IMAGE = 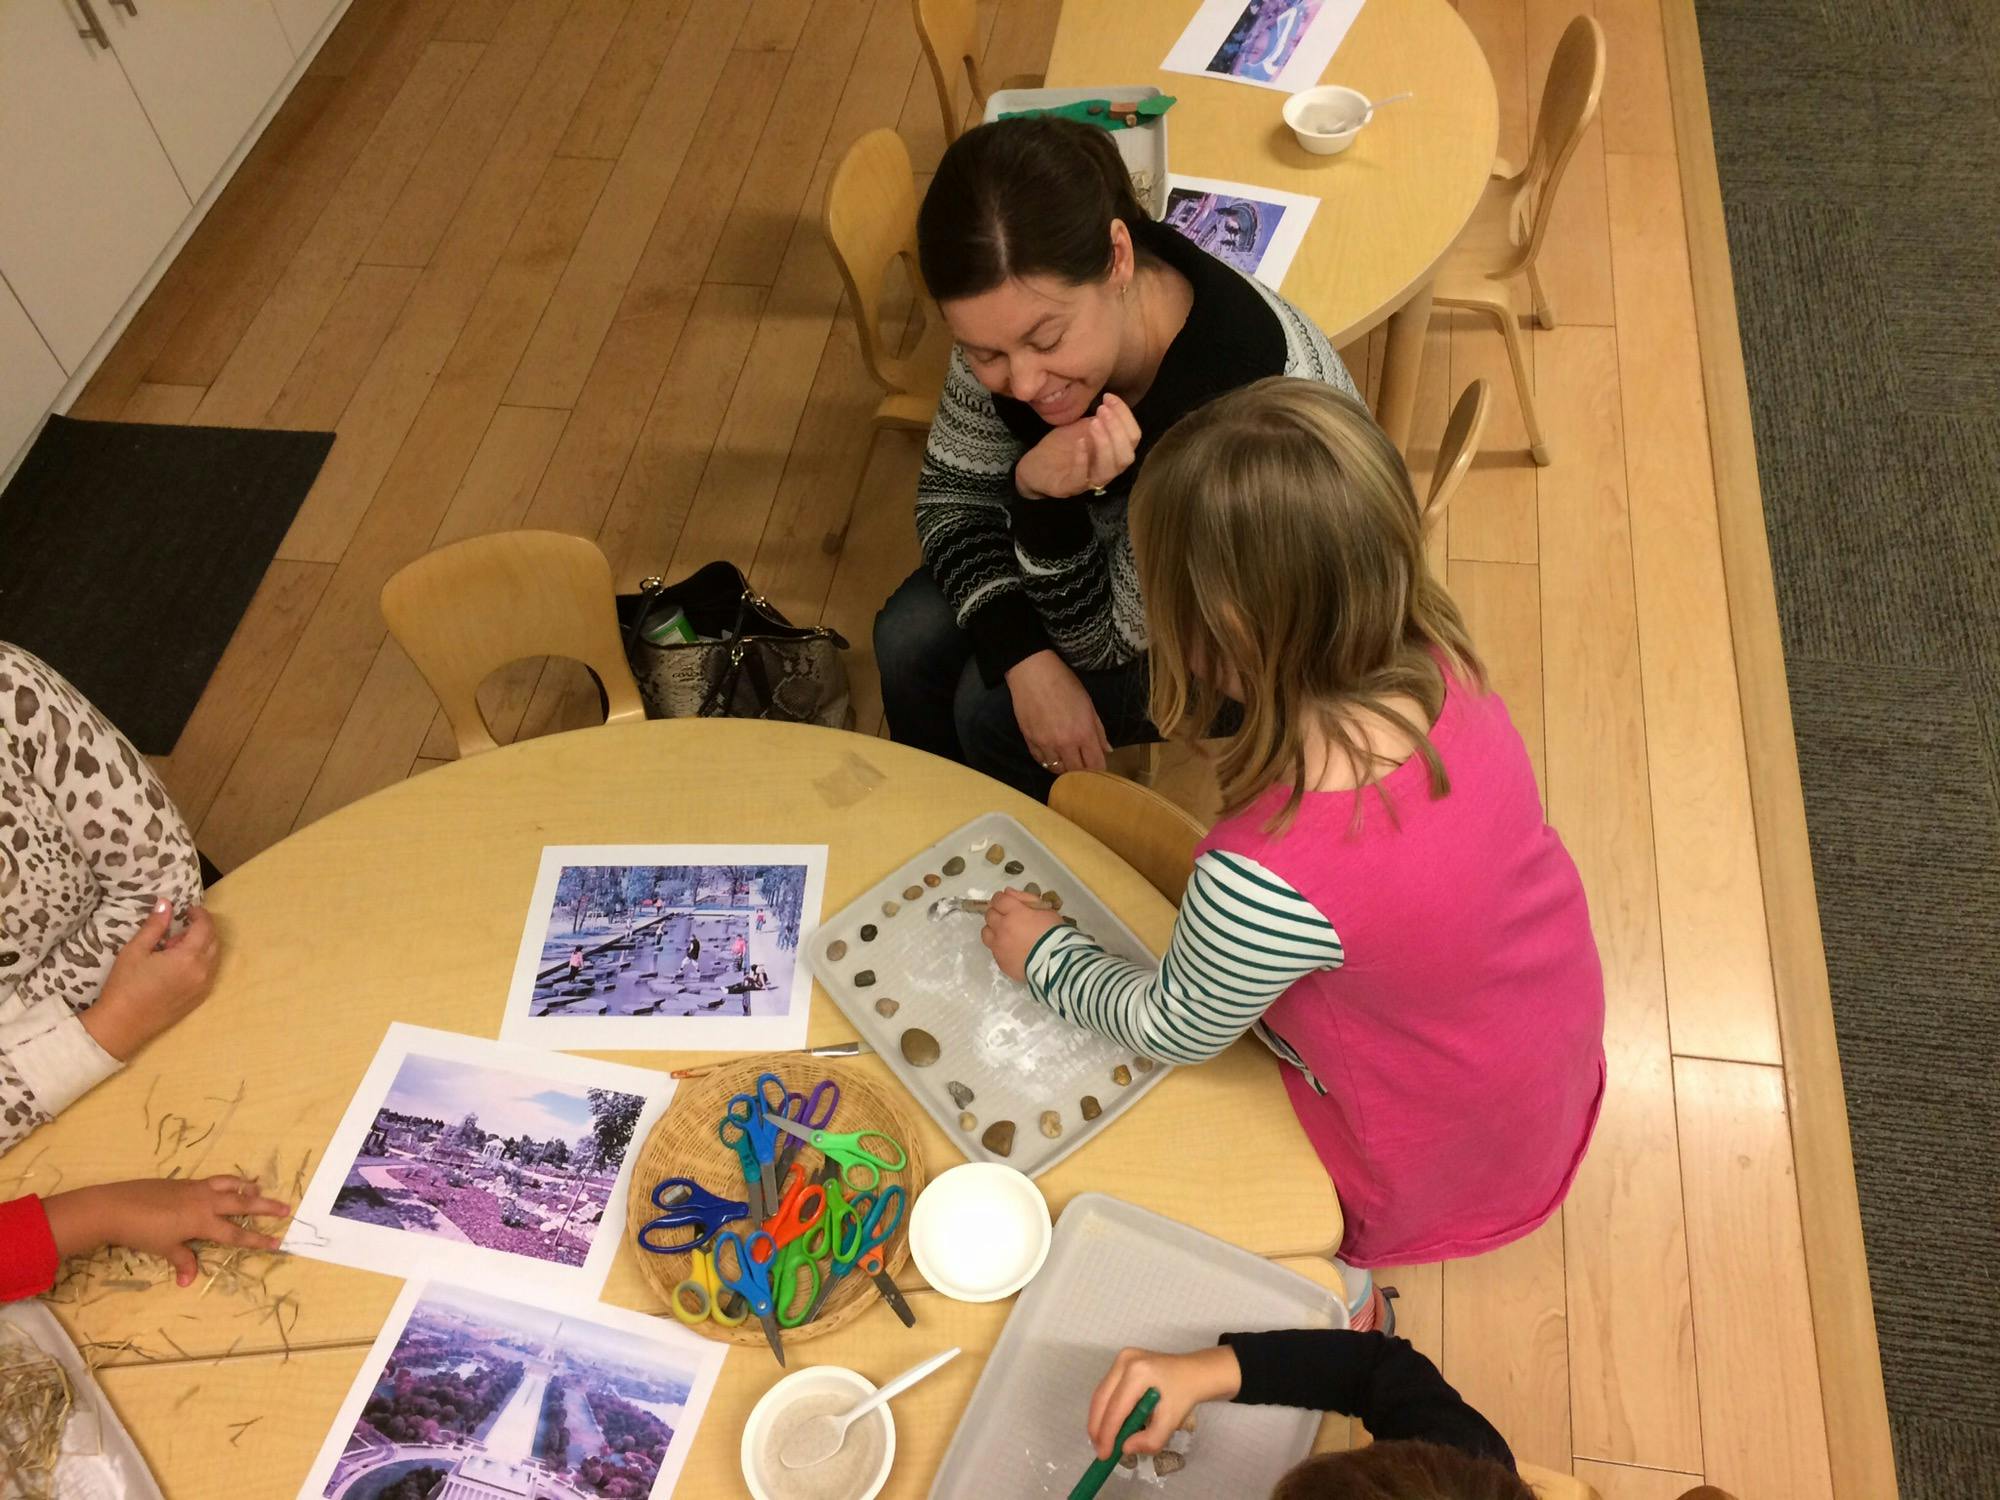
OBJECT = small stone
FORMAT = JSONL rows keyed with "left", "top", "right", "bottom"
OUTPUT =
{"left": 985, "top": 844, "right": 1006, "bottom": 865}
{"left": 903, "top": 884, "right": 924, "bottom": 901}
{"left": 1023, "top": 882, "right": 1042, "bottom": 897}
{"left": 925, "top": 873, "right": 941, "bottom": 888}
{"left": 1154, "top": 1452, "right": 1186, "bottom": 1476}
{"left": 958, "top": 1111, "right": 977, "bottom": 1131}
{"left": 859, "top": 923, "right": 877, "bottom": 941}
{"left": 855, "top": 969, "right": 876, "bottom": 987}
{"left": 1134, "top": 1056, "right": 1155, "bottom": 1074}
{"left": 981, "top": 1120, "right": 1016, "bottom": 1156}
{"left": 1177, "top": 1412, "right": 1198, "bottom": 1434}
{"left": 1004, "top": 860, "right": 1024, "bottom": 875}
{"left": 1080, "top": 1095, "right": 1102, "bottom": 1121}
{"left": 827, "top": 939, "right": 847, "bottom": 961}
{"left": 881, "top": 900, "right": 900, "bottom": 917}
{"left": 942, "top": 856, "right": 966, "bottom": 876}
{"left": 1112, "top": 1064, "right": 1132, "bottom": 1087}
{"left": 947, "top": 1080, "right": 974, "bottom": 1109}
{"left": 1039, "top": 1110, "right": 1062, "bottom": 1139}
{"left": 1044, "top": 891, "right": 1064, "bottom": 911}
{"left": 1119, "top": 1453, "right": 1138, "bottom": 1470}
{"left": 875, "top": 997, "right": 899, "bottom": 1017}
{"left": 900, "top": 1028, "right": 940, "bottom": 1066}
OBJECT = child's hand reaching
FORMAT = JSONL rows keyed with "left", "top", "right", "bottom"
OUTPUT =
{"left": 1087, "top": 1345, "right": 1242, "bottom": 1458}
{"left": 41, "top": 1176, "right": 292, "bottom": 1286}
{"left": 979, "top": 888, "right": 1067, "bottom": 981}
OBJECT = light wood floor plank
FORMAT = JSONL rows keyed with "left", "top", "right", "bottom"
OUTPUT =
{"left": 296, "top": 637, "right": 445, "bottom": 826}
{"left": 1572, "top": 1458, "right": 1707, "bottom": 1500}
{"left": 435, "top": 0, "right": 514, "bottom": 44}
{"left": 980, "top": 0, "right": 1061, "bottom": 87}
{"left": 1536, "top": 323, "right": 1701, "bottom": 1472}
{"left": 306, "top": 0, "right": 396, "bottom": 78}
{"left": 118, "top": 383, "right": 207, "bottom": 424}
{"left": 1445, "top": 308, "right": 1539, "bottom": 561}
{"left": 1524, "top": 0, "right": 1615, "bottom": 327}
{"left": 1597, "top": 0, "right": 1676, "bottom": 156}
{"left": 895, "top": 0, "right": 1000, "bottom": 173}
{"left": 556, "top": 0, "right": 696, "bottom": 160}
{"left": 1443, "top": 1214, "right": 1573, "bottom": 1475}
{"left": 819, "top": 0, "right": 927, "bottom": 170}
{"left": 264, "top": 263, "right": 423, "bottom": 432}
{"left": 1448, "top": 559, "right": 1544, "bottom": 792}
{"left": 1376, "top": 1261, "right": 1443, "bottom": 1365}
{"left": 1607, "top": 150, "right": 1777, "bottom": 1065}
{"left": 408, "top": 755, "right": 452, "bottom": 776}
{"left": 738, "top": 0, "right": 811, "bottom": 51}
{"left": 506, "top": 0, "right": 756, "bottom": 409}
{"left": 1675, "top": 1058, "right": 1834, "bottom": 1500}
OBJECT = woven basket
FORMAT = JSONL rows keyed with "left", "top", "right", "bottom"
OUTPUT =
{"left": 626, "top": 1055, "right": 930, "bottom": 1346}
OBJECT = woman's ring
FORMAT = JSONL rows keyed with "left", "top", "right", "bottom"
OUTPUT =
{"left": 1043, "top": 759, "right": 1061, "bottom": 771}
{"left": 1091, "top": 485, "right": 1107, "bottom": 496}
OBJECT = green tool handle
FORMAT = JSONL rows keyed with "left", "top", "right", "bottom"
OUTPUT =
{"left": 1068, "top": 1387, "right": 1161, "bottom": 1500}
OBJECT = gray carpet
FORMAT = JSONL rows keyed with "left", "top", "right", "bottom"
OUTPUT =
{"left": 1695, "top": 3, "right": 2000, "bottom": 1496}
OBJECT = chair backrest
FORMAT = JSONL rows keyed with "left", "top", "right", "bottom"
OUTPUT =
{"left": 1050, "top": 769, "right": 1209, "bottom": 907}
{"left": 912, "top": 0, "right": 988, "bottom": 144}
{"left": 1425, "top": 378, "right": 1491, "bottom": 520}
{"left": 380, "top": 530, "right": 644, "bottom": 759}
{"left": 824, "top": 127, "right": 939, "bottom": 398}
{"left": 1507, "top": 15, "right": 1606, "bottom": 273}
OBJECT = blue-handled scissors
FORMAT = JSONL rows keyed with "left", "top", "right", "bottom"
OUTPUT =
{"left": 713, "top": 1227, "right": 786, "bottom": 1365}
{"left": 721, "top": 1072, "right": 787, "bottom": 1209}
{"left": 717, "top": 1117, "right": 767, "bottom": 1225}
{"left": 796, "top": 1182, "right": 908, "bottom": 1326}
{"left": 635, "top": 1178, "right": 748, "bottom": 1256}
{"left": 772, "top": 1077, "right": 840, "bottom": 1182}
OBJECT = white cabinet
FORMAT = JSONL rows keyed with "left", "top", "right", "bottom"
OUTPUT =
{"left": 0, "top": 0, "right": 190, "bottom": 372}
{"left": 268, "top": 0, "right": 343, "bottom": 56}
{"left": 0, "top": 278, "right": 67, "bottom": 467}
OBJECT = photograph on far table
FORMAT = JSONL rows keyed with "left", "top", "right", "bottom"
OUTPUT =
{"left": 501, "top": 844, "right": 827, "bottom": 1052}
{"left": 1162, "top": 0, "right": 1363, "bottom": 92}
{"left": 298, "top": 1278, "right": 727, "bottom": 1500}
{"left": 1162, "top": 174, "right": 1319, "bottom": 288}
{"left": 284, "top": 1024, "right": 673, "bottom": 1300}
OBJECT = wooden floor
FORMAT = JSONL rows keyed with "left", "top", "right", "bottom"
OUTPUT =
{"left": 74, "top": 1, "right": 1855, "bottom": 1496}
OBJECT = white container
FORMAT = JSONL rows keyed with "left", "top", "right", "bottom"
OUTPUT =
{"left": 1284, "top": 84, "right": 1371, "bottom": 155}
{"left": 743, "top": 1365, "right": 895, "bottom": 1500}
{"left": 909, "top": 1162, "right": 1054, "bottom": 1302}
{"left": 983, "top": 85, "right": 1171, "bottom": 216}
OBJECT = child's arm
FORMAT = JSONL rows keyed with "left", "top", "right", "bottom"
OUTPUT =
{"left": 980, "top": 850, "right": 1342, "bottom": 1063}
{"left": 8, "top": 1177, "right": 290, "bottom": 1298}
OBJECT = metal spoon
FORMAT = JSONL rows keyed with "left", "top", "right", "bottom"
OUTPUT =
{"left": 927, "top": 893, "right": 1056, "bottom": 921}
{"left": 781, "top": 1348, "right": 961, "bottom": 1469}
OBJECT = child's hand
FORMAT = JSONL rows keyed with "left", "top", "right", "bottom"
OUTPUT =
{"left": 84, "top": 900, "right": 220, "bottom": 1061}
{"left": 1087, "top": 1345, "right": 1242, "bottom": 1458}
{"left": 42, "top": 1176, "right": 291, "bottom": 1285}
{"left": 979, "top": 889, "right": 1066, "bottom": 981}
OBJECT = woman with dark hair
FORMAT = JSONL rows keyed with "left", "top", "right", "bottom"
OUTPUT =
{"left": 875, "top": 116, "right": 1360, "bottom": 798}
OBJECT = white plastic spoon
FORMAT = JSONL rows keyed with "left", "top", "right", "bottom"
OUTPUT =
{"left": 1343, "top": 89, "right": 1414, "bottom": 130}
{"left": 781, "top": 1348, "right": 962, "bottom": 1469}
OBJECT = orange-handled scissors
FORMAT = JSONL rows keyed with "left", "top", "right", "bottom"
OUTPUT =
{"left": 750, "top": 1160, "right": 825, "bottom": 1264}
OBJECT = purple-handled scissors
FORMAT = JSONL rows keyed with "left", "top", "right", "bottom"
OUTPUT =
{"left": 772, "top": 1077, "right": 840, "bottom": 1182}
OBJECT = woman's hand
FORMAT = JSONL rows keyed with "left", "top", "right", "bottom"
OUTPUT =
{"left": 1086, "top": 1345, "right": 1243, "bottom": 1458}
{"left": 1004, "top": 652, "right": 1111, "bottom": 777}
{"left": 1014, "top": 394, "right": 1143, "bottom": 500}
{"left": 980, "top": 888, "right": 1067, "bottom": 981}
{"left": 42, "top": 1176, "right": 291, "bottom": 1285}
{"left": 83, "top": 899, "right": 220, "bottom": 1062}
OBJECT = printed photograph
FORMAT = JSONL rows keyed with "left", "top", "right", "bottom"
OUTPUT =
{"left": 528, "top": 862, "right": 808, "bottom": 1021}
{"left": 320, "top": 1282, "right": 716, "bottom": 1500}
{"left": 329, "top": 1054, "right": 644, "bottom": 1268}
{"left": 1165, "top": 187, "right": 1288, "bottom": 278}
{"left": 1205, "top": 0, "right": 1327, "bottom": 82}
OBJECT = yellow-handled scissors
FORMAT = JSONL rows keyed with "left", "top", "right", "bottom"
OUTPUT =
{"left": 669, "top": 1247, "right": 749, "bottom": 1328}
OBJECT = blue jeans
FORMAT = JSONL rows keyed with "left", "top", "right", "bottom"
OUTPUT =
{"left": 874, "top": 566, "right": 1158, "bottom": 801}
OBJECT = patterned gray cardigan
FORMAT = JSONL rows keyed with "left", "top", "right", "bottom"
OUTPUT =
{"left": 914, "top": 220, "right": 1359, "bottom": 685}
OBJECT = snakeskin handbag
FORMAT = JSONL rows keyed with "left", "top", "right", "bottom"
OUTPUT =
{"left": 617, "top": 562, "right": 852, "bottom": 730}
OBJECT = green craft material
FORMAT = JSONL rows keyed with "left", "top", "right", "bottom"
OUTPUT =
{"left": 1068, "top": 1386, "right": 1161, "bottom": 1500}
{"left": 998, "top": 95, "right": 1177, "bottom": 132}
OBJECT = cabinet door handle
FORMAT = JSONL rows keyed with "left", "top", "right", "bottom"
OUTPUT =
{"left": 72, "top": 0, "right": 112, "bottom": 47}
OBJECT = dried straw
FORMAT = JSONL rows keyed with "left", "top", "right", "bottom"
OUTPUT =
{"left": 0, "top": 1324, "right": 74, "bottom": 1499}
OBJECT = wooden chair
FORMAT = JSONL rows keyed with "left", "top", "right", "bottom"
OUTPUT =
{"left": 1050, "top": 768, "right": 1209, "bottom": 907}
{"left": 1424, "top": 378, "right": 1491, "bottom": 523}
{"left": 1431, "top": 15, "right": 1605, "bottom": 466}
{"left": 911, "top": 0, "right": 1043, "bottom": 144}
{"left": 1517, "top": 1465, "right": 1599, "bottom": 1500}
{"left": 823, "top": 127, "right": 953, "bottom": 434}
{"left": 380, "top": 530, "right": 645, "bottom": 759}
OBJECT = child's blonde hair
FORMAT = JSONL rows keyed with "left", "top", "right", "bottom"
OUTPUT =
{"left": 1131, "top": 376, "right": 1484, "bottom": 828}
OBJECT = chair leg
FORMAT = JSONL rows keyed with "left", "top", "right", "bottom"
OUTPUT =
{"left": 1479, "top": 299, "right": 1551, "bottom": 466}
{"left": 1526, "top": 262, "right": 1556, "bottom": 330}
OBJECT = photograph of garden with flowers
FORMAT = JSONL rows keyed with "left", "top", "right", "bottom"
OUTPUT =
{"left": 321, "top": 1283, "right": 709, "bottom": 1500}
{"left": 329, "top": 1052, "right": 645, "bottom": 1268}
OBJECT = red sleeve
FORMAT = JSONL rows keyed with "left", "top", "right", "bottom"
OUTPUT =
{"left": 1, "top": 1195, "right": 60, "bottom": 1302}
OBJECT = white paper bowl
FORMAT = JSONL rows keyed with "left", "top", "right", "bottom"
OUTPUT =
{"left": 909, "top": 1162, "right": 1053, "bottom": 1302}
{"left": 742, "top": 1364, "right": 894, "bottom": 1500}
{"left": 1284, "top": 85, "right": 1371, "bottom": 155}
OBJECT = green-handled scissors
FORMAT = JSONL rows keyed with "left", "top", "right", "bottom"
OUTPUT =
{"left": 763, "top": 1112, "right": 907, "bottom": 1193}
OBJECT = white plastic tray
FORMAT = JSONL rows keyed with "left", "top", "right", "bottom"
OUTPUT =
{"left": 984, "top": 86, "right": 1172, "bottom": 218}
{"left": 929, "top": 1194, "right": 1344, "bottom": 1498}
{"left": 805, "top": 812, "right": 1169, "bottom": 1178}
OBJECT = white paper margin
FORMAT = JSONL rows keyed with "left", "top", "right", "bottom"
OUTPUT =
{"left": 499, "top": 843, "right": 828, "bottom": 1052}
{"left": 1164, "top": 172, "right": 1322, "bottom": 289}
{"left": 1161, "top": 0, "right": 1365, "bottom": 94}
{"left": 294, "top": 1277, "right": 729, "bottom": 1500}
{"left": 283, "top": 1022, "right": 674, "bottom": 1301}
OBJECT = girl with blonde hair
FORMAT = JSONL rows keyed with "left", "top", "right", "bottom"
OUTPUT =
{"left": 983, "top": 379, "right": 1606, "bottom": 1292}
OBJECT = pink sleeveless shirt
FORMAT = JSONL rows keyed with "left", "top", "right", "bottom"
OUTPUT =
{"left": 1202, "top": 674, "right": 1606, "bottom": 1266}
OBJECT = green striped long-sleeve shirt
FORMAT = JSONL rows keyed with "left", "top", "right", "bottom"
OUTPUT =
{"left": 1023, "top": 849, "right": 1344, "bottom": 1070}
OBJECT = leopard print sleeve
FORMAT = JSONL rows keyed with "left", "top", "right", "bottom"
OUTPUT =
{"left": 0, "top": 643, "right": 203, "bottom": 1151}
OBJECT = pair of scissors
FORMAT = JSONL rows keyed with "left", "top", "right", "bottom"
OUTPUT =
{"left": 713, "top": 1227, "right": 787, "bottom": 1364}
{"left": 752, "top": 1161, "right": 827, "bottom": 1262}
{"left": 721, "top": 1072, "right": 787, "bottom": 1211}
{"left": 635, "top": 1178, "right": 748, "bottom": 1256}
{"left": 668, "top": 1247, "right": 749, "bottom": 1327}
{"left": 789, "top": 1176, "right": 864, "bottom": 1325}
{"left": 772, "top": 1077, "right": 840, "bottom": 1182}
{"left": 845, "top": 1183, "right": 916, "bottom": 1327}
{"left": 763, "top": 1112, "right": 908, "bottom": 1194}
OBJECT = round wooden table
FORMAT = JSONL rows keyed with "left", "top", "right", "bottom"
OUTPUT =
{"left": 5, "top": 720, "right": 1342, "bottom": 1493}
{"left": 1047, "top": 0, "right": 1499, "bottom": 449}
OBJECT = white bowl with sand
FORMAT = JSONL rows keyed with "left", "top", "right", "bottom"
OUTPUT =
{"left": 742, "top": 1365, "right": 894, "bottom": 1500}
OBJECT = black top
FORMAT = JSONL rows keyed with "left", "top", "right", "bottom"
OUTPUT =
{"left": 1222, "top": 1330, "right": 1517, "bottom": 1470}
